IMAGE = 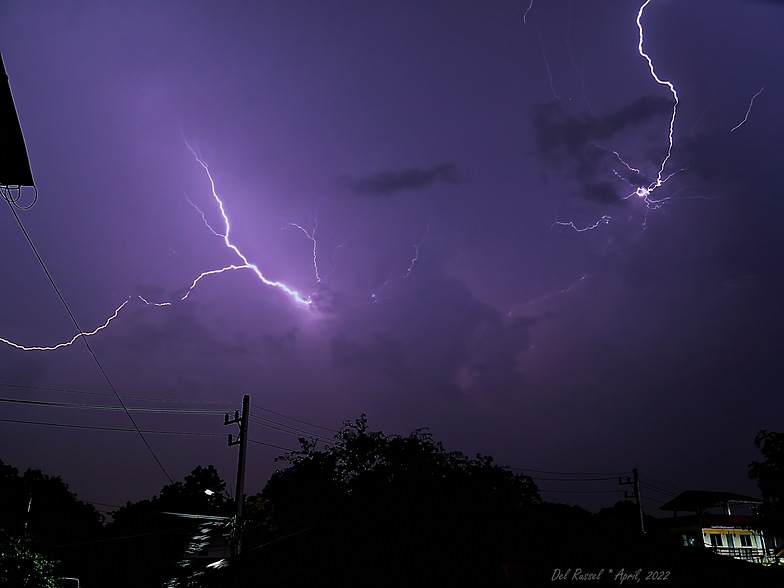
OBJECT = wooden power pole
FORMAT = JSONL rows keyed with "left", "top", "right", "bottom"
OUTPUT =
{"left": 225, "top": 393, "right": 250, "bottom": 559}
{"left": 619, "top": 467, "right": 645, "bottom": 534}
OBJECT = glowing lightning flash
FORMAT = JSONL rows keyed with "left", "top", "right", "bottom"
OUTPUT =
{"left": 183, "top": 143, "right": 312, "bottom": 307}
{"left": 0, "top": 299, "right": 132, "bottom": 351}
{"left": 0, "top": 145, "right": 316, "bottom": 352}
{"left": 636, "top": 0, "right": 679, "bottom": 190}
{"left": 555, "top": 0, "right": 682, "bottom": 233}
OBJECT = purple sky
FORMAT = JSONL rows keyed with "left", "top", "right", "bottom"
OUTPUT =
{"left": 1, "top": 0, "right": 782, "bottom": 515}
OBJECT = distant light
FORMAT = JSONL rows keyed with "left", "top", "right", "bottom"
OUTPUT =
{"left": 204, "top": 489, "right": 215, "bottom": 496}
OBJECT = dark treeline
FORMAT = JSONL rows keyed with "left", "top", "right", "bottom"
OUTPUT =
{"left": 2, "top": 422, "right": 784, "bottom": 587}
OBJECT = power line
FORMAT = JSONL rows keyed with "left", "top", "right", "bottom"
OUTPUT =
{"left": 0, "top": 381, "right": 237, "bottom": 405}
{"left": 640, "top": 494, "right": 667, "bottom": 504}
{"left": 248, "top": 415, "right": 334, "bottom": 444}
{"left": 0, "top": 396, "right": 228, "bottom": 414}
{"left": 639, "top": 481, "right": 679, "bottom": 497}
{"left": 0, "top": 416, "right": 224, "bottom": 437}
{"left": 3, "top": 198, "right": 173, "bottom": 483}
{"left": 640, "top": 474, "right": 683, "bottom": 492}
{"left": 250, "top": 402, "right": 337, "bottom": 433}
{"left": 529, "top": 476, "right": 620, "bottom": 482}
{"left": 510, "top": 467, "right": 629, "bottom": 476}
{"left": 248, "top": 438, "right": 296, "bottom": 452}
{"left": 538, "top": 489, "right": 623, "bottom": 495}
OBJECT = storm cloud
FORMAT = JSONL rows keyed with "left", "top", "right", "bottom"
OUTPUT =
{"left": 534, "top": 95, "right": 672, "bottom": 203}
{"left": 345, "top": 163, "right": 460, "bottom": 197}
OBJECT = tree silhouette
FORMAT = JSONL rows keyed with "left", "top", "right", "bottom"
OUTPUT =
{"left": 0, "top": 459, "right": 102, "bottom": 584}
{"left": 241, "top": 415, "right": 540, "bottom": 585}
{"left": 749, "top": 430, "right": 784, "bottom": 539}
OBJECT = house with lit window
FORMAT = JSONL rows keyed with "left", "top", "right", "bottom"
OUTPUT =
{"left": 659, "top": 490, "right": 776, "bottom": 564}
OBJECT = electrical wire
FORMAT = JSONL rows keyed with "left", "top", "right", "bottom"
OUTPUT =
{"left": 248, "top": 415, "right": 334, "bottom": 444}
{"left": 1, "top": 185, "right": 38, "bottom": 210}
{"left": 639, "top": 481, "right": 679, "bottom": 496}
{"left": 0, "top": 416, "right": 224, "bottom": 436}
{"left": 510, "top": 467, "right": 629, "bottom": 476}
{"left": 4, "top": 197, "right": 173, "bottom": 482}
{"left": 0, "top": 396, "right": 229, "bottom": 414}
{"left": 529, "top": 476, "right": 620, "bottom": 482}
{"left": 640, "top": 474, "right": 683, "bottom": 492}
{"left": 0, "top": 381, "right": 238, "bottom": 405}
{"left": 248, "top": 438, "right": 296, "bottom": 452}
{"left": 538, "top": 489, "right": 623, "bottom": 494}
{"left": 251, "top": 402, "right": 337, "bottom": 433}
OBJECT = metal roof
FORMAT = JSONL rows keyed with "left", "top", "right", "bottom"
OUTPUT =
{"left": 660, "top": 490, "right": 762, "bottom": 512}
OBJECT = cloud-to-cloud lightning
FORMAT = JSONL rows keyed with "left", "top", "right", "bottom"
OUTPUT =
{"left": 371, "top": 225, "right": 430, "bottom": 302}
{"left": 284, "top": 220, "right": 322, "bottom": 283}
{"left": 0, "top": 144, "right": 315, "bottom": 352}
{"left": 730, "top": 86, "right": 765, "bottom": 133}
{"left": 0, "top": 299, "right": 132, "bottom": 351}
{"left": 182, "top": 142, "right": 313, "bottom": 307}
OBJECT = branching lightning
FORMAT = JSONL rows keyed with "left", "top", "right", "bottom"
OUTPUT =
{"left": 183, "top": 142, "right": 313, "bottom": 307}
{"left": 635, "top": 0, "right": 678, "bottom": 190}
{"left": 0, "top": 142, "right": 317, "bottom": 351}
{"left": 555, "top": 0, "right": 683, "bottom": 233}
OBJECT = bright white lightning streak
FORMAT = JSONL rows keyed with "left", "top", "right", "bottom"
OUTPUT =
{"left": 557, "top": 2, "right": 681, "bottom": 233}
{"left": 636, "top": 0, "right": 678, "bottom": 189}
{"left": 730, "top": 86, "right": 765, "bottom": 133}
{"left": 553, "top": 215, "right": 611, "bottom": 233}
{"left": 185, "top": 192, "right": 224, "bottom": 237}
{"left": 184, "top": 142, "right": 312, "bottom": 307}
{"left": 0, "top": 299, "right": 131, "bottom": 351}
{"left": 284, "top": 221, "right": 321, "bottom": 283}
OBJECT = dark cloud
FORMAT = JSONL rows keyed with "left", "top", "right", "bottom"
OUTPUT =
{"left": 108, "top": 302, "right": 250, "bottom": 357}
{"left": 534, "top": 96, "right": 672, "bottom": 203}
{"left": 262, "top": 327, "right": 298, "bottom": 355}
{"left": 323, "top": 251, "right": 542, "bottom": 402}
{"left": 329, "top": 331, "right": 405, "bottom": 379}
{"left": 345, "top": 163, "right": 460, "bottom": 197}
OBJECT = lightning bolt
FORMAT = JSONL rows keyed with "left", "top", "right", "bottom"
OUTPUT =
{"left": 183, "top": 142, "right": 313, "bottom": 307}
{"left": 283, "top": 220, "right": 321, "bottom": 283}
{"left": 636, "top": 0, "right": 679, "bottom": 190}
{"left": 1, "top": 143, "right": 316, "bottom": 351}
{"left": 523, "top": 0, "right": 534, "bottom": 25}
{"left": 554, "top": 0, "right": 683, "bottom": 233}
{"left": 507, "top": 274, "right": 587, "bottom": 317}
{"left": 0, "top": 299, "right": 132, "bottom": 351}
{"left": 371, "top": 225, "right": 430, "bottom": 302}
{"left": 553, "top": 215, "right": 611, "bottom": 233}
{"left": 730, "top": 86, "right": 765, "bottom": 133}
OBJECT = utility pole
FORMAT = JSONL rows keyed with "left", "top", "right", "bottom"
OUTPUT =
{"left": 619, "top": 467, "right": 645, "bottom": 534}
{"left": 225, "top": 393, "right": 249, "bottom": 559}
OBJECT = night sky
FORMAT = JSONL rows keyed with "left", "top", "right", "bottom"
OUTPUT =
{"left": 1, "top": 0, "right": 782, "bottom": 516}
